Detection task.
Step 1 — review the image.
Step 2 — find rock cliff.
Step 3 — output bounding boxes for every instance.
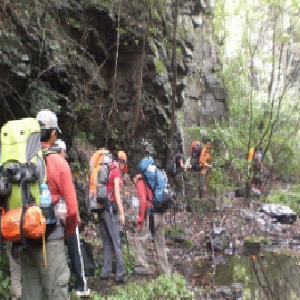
[0,0,225,169]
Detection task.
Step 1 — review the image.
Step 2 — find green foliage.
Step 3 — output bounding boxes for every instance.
[265,186,300,212]
[155,59,164,74]
[0,250,11,298]
[75,102,91,112]
[207,0,300,194]
[122,245,135,276]
[28,82,61,115]
[244,236,259,243]
[67,18,81,29]
[184,239,195,248]
[91,273,194,299]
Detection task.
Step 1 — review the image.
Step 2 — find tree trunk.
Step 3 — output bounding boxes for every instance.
[130,0,151,141]
[166,0,180,169]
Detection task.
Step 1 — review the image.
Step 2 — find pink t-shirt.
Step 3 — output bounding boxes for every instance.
[107,166,122,202]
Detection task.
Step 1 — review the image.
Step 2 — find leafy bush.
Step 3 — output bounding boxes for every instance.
[91,273,194,299]
[0,249,11,299]
[265,187,300,212]
[122,245,135,276]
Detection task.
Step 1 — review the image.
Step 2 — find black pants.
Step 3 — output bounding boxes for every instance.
[66,226,87,290]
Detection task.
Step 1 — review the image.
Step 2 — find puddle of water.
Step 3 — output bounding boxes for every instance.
[180,251,300,299]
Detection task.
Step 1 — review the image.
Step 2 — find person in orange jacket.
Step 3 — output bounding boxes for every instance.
[199,139,213,199]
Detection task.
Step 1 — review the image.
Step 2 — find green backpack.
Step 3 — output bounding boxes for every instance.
[0,118,47,209]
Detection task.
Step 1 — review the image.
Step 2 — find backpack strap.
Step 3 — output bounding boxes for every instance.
[20,177,29,245]
[0,208,3,253]
[42,148,60,185]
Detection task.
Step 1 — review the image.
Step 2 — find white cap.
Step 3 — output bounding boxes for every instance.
[36,109,61,133]
[54,139,66,151]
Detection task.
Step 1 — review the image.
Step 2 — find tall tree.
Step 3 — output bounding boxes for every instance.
[166,0,180,168]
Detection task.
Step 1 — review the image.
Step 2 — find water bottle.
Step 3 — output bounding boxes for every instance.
[56,197,67,221]
[40,184,52,208]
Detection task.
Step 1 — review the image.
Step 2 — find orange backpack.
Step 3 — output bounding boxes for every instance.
[88,149,112,212]
[89,149,110,196]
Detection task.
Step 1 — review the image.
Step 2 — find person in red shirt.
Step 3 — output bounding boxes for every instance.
[132,172,171,277]
[20,109,78,300]
[52,139,90,297]
[98,151,126,283]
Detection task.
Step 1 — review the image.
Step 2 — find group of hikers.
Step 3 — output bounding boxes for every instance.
[0,109,215,299]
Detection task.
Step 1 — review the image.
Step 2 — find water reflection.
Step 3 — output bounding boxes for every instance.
[181,251,300,299]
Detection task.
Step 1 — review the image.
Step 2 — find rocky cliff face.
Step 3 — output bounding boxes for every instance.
[0,0,225,170]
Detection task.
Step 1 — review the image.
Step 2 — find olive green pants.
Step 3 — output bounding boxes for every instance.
[170,173,185,204]
[21,240,70,300]
[199,174,206,199]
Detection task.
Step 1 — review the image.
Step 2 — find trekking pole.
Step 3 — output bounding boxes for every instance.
[123,218,130,254]
[173,201,176,229]
[181,172,186,209]
[202,168,212,199]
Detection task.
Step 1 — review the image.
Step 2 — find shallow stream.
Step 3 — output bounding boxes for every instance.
[180,250,300,299]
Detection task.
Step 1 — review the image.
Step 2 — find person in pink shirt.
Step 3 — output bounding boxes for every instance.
[98,151,127,283]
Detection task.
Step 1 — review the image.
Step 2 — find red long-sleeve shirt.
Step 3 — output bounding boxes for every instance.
[42,142,78,237]
[136,176,153,228]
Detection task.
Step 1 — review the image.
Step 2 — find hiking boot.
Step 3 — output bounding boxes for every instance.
[134,266,153,276]
[115,276,127,284]
[75,288,91,297]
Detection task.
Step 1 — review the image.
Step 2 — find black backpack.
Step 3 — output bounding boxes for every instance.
[191,143,203,171]
[166,154,177,176]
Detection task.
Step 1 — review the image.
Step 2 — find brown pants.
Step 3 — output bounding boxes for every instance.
[134,214,171,277]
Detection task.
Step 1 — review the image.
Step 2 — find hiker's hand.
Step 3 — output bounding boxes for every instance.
[211,150,214,154]
[136,226,142,233]
[120,213,125,225]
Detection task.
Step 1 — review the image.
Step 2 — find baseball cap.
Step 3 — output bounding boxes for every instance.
[53,139,66,151]
[36,109,61,133]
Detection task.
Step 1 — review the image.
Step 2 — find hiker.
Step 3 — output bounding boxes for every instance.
[132,172,171,277]
[20,109,78,300]
[52,139,90,297]
[254,147,263,173]
[98,151,127,283]
[248,147,255,173]
[168,145,188,207]
[199,139,213,199]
